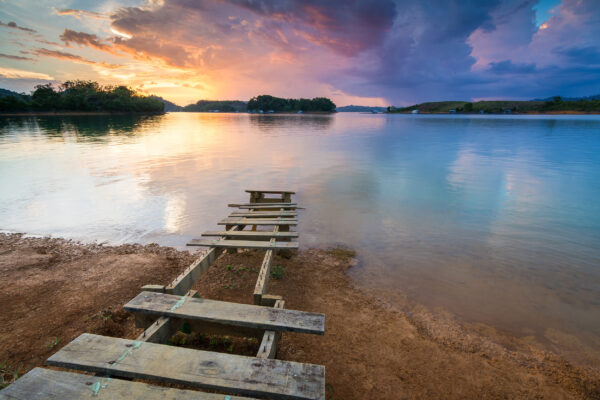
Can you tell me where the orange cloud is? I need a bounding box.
[34,48,122,69]
[53,8,108,20]
[60,29,110,51]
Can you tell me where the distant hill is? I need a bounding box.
[149,96,182,112]
[389,98,600,114]
[336,105,387,112]
[183,100,247,112]
[0,88,28,99]
[533,94,600,101]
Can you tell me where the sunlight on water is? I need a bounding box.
[1,112,599,363]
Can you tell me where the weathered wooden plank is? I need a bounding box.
[253,249,274,305]
[124,291,324,335]
[199,231,298,239]
[186,239,298,250]
[137,290,199,343]
[219,218,297,226]
[165,248,221,296]
[0,367,257,400]
[260,294,283,307]
[229,203,297,208]
[229,204,304,211]
[257,300,285,360]
[47,334,325,400]
[245,190,295,194]
[230,211,297,218]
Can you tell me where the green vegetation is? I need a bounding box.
[247,95,336,113]
[183,100,247,112]
[1,362,21,389]
[271,265,285,280]
[45,337,61,349]
[0,81,164,113]
[388,96,600,114]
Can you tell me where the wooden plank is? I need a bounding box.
[199,231,298,239]
[167,225,240,296]
[245,190,295,194]
[260,294,283,307]
[219,218,297,226]
[230,211,297,218]
[186,239,298,250]
[235,205,302,210]
[229,203,297,208]
[257,300,285,359]
[253,249,274,305]
[137,290,199,343]
[47,334,325,400]
[0,367,258,400]
[124,291,325,335]
[165,248,220,296]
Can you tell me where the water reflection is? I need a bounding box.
[1,112,599,365]
[248,114,334,134]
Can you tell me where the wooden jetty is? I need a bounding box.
[0,189,326,400]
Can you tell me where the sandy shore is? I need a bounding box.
[1,233,598,398]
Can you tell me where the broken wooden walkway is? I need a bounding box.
[0,189,325,400]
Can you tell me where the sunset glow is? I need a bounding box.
[1,0,599,106]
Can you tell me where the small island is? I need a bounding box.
[247,95,336,113]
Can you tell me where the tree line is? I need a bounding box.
[0,81,164,113]
[247,95,336,112]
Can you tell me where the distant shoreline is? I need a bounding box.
[0,111,164,117]
[388,110,600,115]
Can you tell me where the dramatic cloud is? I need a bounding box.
[34,48,122,69]
[60,29,110,51]
[2,0,600,104]
[0,53,34,61]
[0,20,36,33]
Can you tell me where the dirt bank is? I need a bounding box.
[1,233,599,398]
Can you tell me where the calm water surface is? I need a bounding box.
[1,113,599,359]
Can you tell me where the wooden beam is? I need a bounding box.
[245,190,295,194]
[124,291,325,335]
[219,218,297,226]
[260,294,283,307]
[257,299,285,359]
[136,290,199,343]
[229,202,297,208]
[199,230,298,239]
[253,249,274,305]
[230,211,297,218]
[0,368,259,400]
[186,239,298,250]
[47,334,326,400]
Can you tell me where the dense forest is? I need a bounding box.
[388,96,600,114]
[182,100,247,112]
[0,81,164,113]
[247,95,336,112]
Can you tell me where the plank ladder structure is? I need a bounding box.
[0,189,326,400]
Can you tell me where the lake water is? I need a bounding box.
[1,112,599,363]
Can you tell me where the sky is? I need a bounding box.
[0,0,599,106]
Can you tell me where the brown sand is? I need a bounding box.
[0,233,599,398]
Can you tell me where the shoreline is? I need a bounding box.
[1,232,598,398]
[387,110,600,115]
[0,111,165,117]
